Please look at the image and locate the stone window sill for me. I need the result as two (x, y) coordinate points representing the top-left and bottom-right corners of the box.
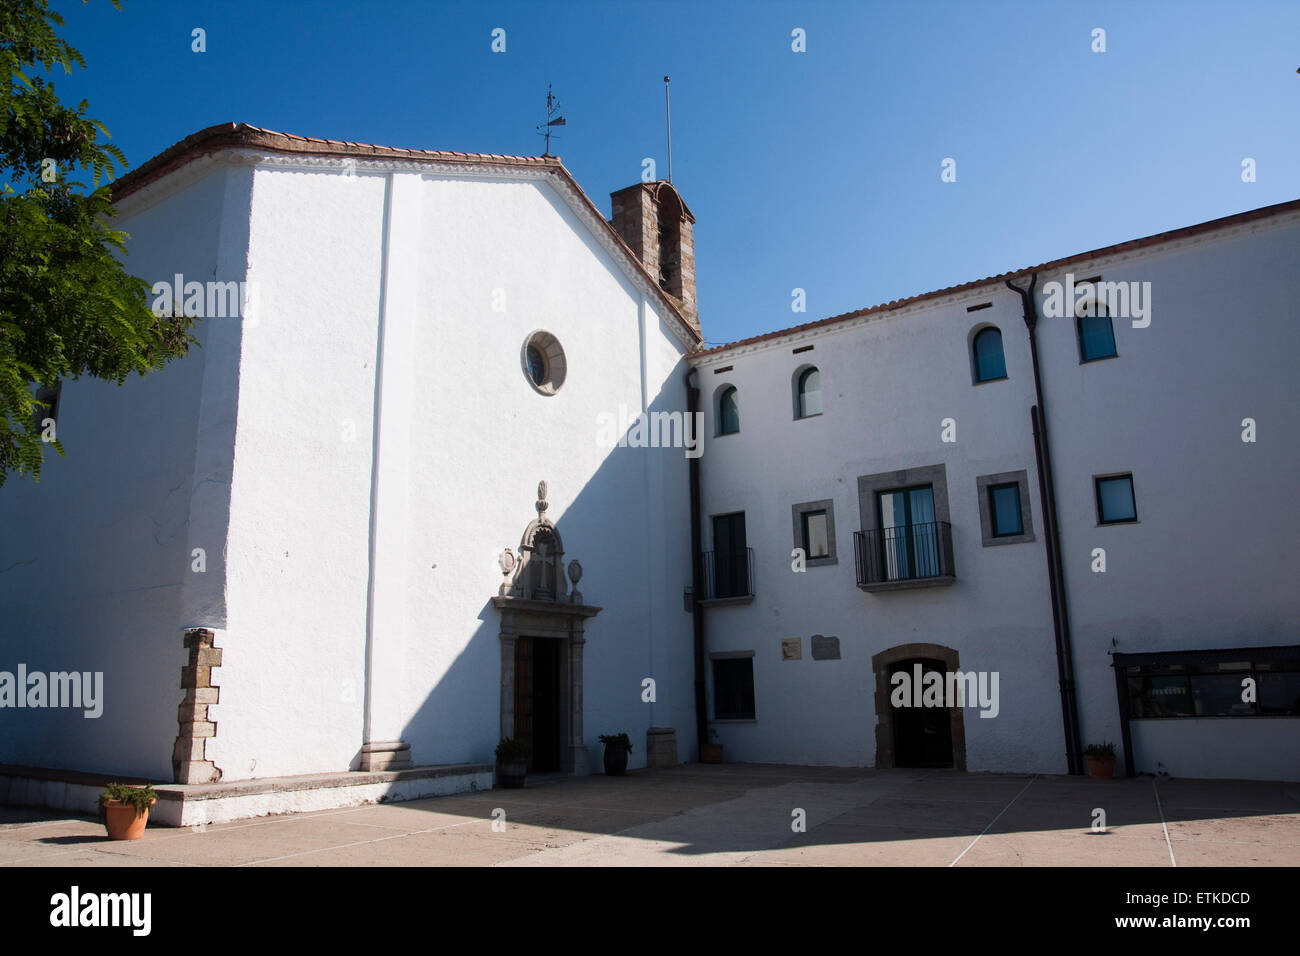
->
(858, 574), (956, 593)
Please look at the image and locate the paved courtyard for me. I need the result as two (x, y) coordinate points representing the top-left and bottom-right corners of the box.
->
(1, 764), (1297, 867)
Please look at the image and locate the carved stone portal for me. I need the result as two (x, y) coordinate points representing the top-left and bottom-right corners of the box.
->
(493, 481), (601, 775)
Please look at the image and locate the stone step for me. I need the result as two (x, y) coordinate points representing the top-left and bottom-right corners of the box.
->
(0, 762), (493, 827)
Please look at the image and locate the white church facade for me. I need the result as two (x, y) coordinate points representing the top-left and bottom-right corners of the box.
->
(1, 123), (1296, 822)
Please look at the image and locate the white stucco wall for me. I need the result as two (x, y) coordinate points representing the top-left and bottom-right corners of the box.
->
(1130, 719), (1300, 782)
(0, 164), (253, 779)
(207, 161), (697, 779)
(1033, 212), (1300, 782)
(690, 208), (1300, 780)
(693, 291), (1064, 773)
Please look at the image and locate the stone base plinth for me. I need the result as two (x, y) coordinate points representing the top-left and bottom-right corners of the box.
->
(359, 741), (412, 771)
(646, 727), (678, 768)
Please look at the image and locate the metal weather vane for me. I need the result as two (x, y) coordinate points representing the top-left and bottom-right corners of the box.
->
(536, 84), (566, 157)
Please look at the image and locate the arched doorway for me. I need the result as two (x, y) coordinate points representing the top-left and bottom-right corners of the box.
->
(493, 481), (602, 775)
(889, 658), (954, 768)
(871, 643), (967, 771)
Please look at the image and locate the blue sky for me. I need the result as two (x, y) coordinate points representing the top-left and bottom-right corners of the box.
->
(48, 0), (1300, 347)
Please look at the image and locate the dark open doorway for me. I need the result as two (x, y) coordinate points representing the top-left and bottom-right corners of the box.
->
(890, 658), (955, 768)
(514, 636), (563, 772)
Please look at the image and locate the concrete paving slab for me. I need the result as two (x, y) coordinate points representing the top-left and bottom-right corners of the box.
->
(1153, 779), (1300, 812)
(1165, 839), (1297, 867)
(953, 826), (1175, 866)
(0, 818), (105, 842)
(3, 765), (1295, 866)
(249, 826), (543, 867)
(991, 801), (1169, 836)
(829, 797), (1007, 832)
(1163, 810), (1300, 847)
(93, 818), (399, 866)
(757, 824), (975, 866)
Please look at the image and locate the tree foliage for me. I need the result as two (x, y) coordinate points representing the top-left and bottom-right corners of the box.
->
(0, 0), (195, 485)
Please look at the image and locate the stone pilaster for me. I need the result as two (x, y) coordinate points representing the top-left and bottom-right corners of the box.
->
(173, 628), (223, 784)
(569, 626), (587, 776)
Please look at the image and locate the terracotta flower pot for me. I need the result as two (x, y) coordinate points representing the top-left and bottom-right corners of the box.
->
(1087, 756), (1115, 780)
(102, 799), (155, 840)
(701, 743), (724, 764)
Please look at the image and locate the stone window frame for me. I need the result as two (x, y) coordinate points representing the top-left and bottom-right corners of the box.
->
(855, 463), (955, 591)
(709, 650), (756, 722)
(791, 498), (838, 567)
(975, 470), (1036, 547)
(857, 463), (952, 534)
(521, 330), (567, 395)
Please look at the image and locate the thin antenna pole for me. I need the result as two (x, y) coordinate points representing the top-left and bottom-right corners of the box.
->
(664, 75), (672, 183)
(545, 85), (553, 156)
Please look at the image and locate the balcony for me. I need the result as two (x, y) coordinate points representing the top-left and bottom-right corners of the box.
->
(700, 548), (754, 606)
(853, 522), (955, 592)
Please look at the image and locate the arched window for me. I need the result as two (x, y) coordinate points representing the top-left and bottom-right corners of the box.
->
(972, 327), (1007, 383)
(795, 367), (822, 419)
(1077, 301), (1117, 362)
(718, 385), (739, 435)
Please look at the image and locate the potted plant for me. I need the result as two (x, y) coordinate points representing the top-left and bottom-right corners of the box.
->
(1084, 741), (1117, 780)
(495, 738), (527, 789)
(98, 782), (157, 840)
(599, 733), (633, 776)
(701, 727), (724, 765)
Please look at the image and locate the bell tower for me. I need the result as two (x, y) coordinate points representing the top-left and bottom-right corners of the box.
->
(610, 181), (698, 334)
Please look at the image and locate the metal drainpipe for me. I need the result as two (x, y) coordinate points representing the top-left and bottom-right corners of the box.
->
(1006, 274), (1084, 775)
(685, 367), (708, 757)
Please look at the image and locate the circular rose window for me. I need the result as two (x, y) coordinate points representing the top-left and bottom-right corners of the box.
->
(522, 330), (566, 395)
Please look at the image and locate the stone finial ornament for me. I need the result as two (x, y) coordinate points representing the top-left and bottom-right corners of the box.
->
(536, 480), (548, 517)
(499, 548), (516, 596)
(568, 560), (583, 604)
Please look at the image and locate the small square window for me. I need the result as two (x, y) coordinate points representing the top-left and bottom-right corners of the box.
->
(791, 499), (837, 567)
(975, 470), (1034, 547)
(988, 483), (1023, 537)
(713, 658), (755, 720)
(1096, 474), (1137, 524)
(802, 510), (829, 558)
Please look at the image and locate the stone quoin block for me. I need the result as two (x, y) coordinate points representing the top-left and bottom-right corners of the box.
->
(173, 628), (224, 784)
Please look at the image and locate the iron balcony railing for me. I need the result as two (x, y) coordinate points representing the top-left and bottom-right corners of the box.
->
(700, 548), (754, 601)
(853, 522), (954, 587)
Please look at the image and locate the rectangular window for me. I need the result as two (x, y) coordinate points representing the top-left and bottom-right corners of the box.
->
(710, 512), (749, 599)
(1096, 474), (1137, 524)
(876, 484), (939, 581)
(802, 510), (828, 558)
(791, 499), (837, 568)
(1122, 655), (1300, 718)
(988, 483), (1023, 537)
(713, 657), (755, 720)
